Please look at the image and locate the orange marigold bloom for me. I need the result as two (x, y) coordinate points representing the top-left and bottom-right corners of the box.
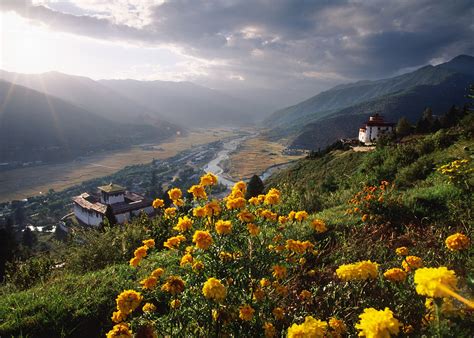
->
(174, 198), (184, 207)
(192, 261), (204, 271)
(402, 256), (423, 272)
(248, 196), (260, 205)
(151, 268), (164, 278)
(395, 246), (408, 256)
(164, 207), (177, 218)
(161, 276), (185, 295)
(263, 322), (276, 338)
(383, 268), (407, 282)
(294, 211), (308, 222)
(142, 239), (155, 248)
(260, 209), (278, 221)
(215, 219), (233, 235)
(152, 198), (164, 208)
(226, 197), (246, 210)
(260, 278), (271, 287)
(361, 214), (369, 222)
(170, 299), (181, 309)
(140, 276), (158, 289)
(286, 239), (314, 254)
(192, 230), (213, 250)
(329, 317), (346, 336)
(200, 173), (218, 186)
(288, 210), (296, 220)
(272, 265), (287, 279)
(134, 245), (148, 259)
(238, 210), (255, 223)
(299, 290), (312, 300)
(116, 290), (143, 315)
(445, 233), (470, 251)
(311, 219), (327, 233)
(264, 188), (281, 205)
(106, 323), (132, 338)
(239, 304), (255, 321)
(174, 216), (193, 232)
(180, 253), (193, 266)
(188, 184), (207, 200)
(129, 256), (141, 268)
(272, 307), (285, 320)
(142, 302), (156, 313)
(233, 181), (247, 192)
(168, 188), (182, 201)
(111, 310), (127, 323)
(193, 206), (207, 218)
(278, 216), (289, 224)
(163, 235), (186, 250)
(205, 200), (221, 216)
(246, 223), (260, 236)
(202, 277), (227, 303)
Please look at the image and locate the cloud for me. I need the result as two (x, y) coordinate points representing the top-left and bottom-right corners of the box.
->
(2, 0), (473, 105)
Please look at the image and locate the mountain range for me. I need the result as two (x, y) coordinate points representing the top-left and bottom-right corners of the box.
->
(264, 55), (474, 149)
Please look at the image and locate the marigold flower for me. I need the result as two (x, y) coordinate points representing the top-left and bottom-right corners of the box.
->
(106, 323), (132, 338)
(161, 276), (185, 295)
(140, 276), (158, 289)
(129, 256), (141, 267)
(164, 207), (177, 218)
(264, 188), (281, 205)
(205, 200), (221, 216)
(299, 290), (312, 300)
(215, 219), (233, 235)
(116, 290), (143, 315)
(260, 278), (270, 287)
(111, 310), (126, 323)
(445, 233), (470, 251)
(180, 253), (193, 266)
(238, 210), (255, 223)
(248, 196), (260, 205)
(395, 246), (408, 256)
(336, 260), (379, 281)
(253, 287), (265, 301)
(294, 211), (309, 222)
(202, 277), (227, 303)
(328, 317), (346, 336)
(142, 239), (155, 248)
(174, 216), (193, 232)
(152, 198), (164, 208)
(192, 261), (204, 271)
(168, 188), (182, 201)
(361, 214), (369, 222)
(193, 206), (207, 218)
(174, 198), (184, 207)
(272, 265), (287, 279)
(288, 210), (296, 220)
(383, 268), (407, 282)
(414, 267), (458, 298)
(192, 230), (213, 250)
(260, 209), (278, 221)
(275, 284), (288, 296)
(311, 219), (327, 233)
(263, 322), (276, 338)
(142, 302), (156, 313)
(226, 197), (246, 210)
(402, 256), (423, 272)
(188, 184), (207, 200)
(170, 299), (181, 309)
(151, 268), (164, 278)
(239, 304), (255, 321)
(355, 307), (400, 338)
(233, 181), (247, 192)
(200, 173), (218, 186)
(272, 307), (284, 320)
(134, 245), (148, 259)
(278, 216), (289, 224)
(163, 235), (186, 250)
(287, 316), (328, 338)
(286, 239), (314, 254)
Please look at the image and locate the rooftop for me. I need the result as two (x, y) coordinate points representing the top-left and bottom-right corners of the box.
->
(98, 183), (125, 194)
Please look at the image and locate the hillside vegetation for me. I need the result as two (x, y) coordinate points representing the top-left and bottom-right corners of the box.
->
(0, 112), (473, 337)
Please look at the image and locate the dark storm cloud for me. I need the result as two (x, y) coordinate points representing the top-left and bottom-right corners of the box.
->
(2, 0), (473, 103)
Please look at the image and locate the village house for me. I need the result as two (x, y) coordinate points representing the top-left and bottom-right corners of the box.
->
(73, 183), (153, 227)
(358, 114), (395, 144)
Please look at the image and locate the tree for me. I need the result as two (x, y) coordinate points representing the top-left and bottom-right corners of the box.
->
(396, 117), (412, 137)
(22, 227), (37, 248)
(0, 223), (18, 280)
(416, 107), (434, 133)
(103, 205), (117, 227)
(246, 175), (265, 199)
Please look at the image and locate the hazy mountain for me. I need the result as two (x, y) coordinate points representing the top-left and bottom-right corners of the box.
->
(264, 55), (474, 149)
(0, 80), (178, 163)
(99, 79), (266, 126)
(0, 70), (164, 125)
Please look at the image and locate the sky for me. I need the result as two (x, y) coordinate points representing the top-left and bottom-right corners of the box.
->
(1, 0), (473, 107)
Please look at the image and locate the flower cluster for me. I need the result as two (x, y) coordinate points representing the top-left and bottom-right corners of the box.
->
(414, 267), (458, 298)
(336, 260), (379, 281)
(287, 316), (328, 338)
(445, 233), (470, 251)
(437, 159), (473, 185)
(355, 307), (400, 337)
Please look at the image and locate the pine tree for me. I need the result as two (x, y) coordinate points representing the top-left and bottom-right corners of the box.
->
(396, 117), (412, 137)
(246, 175), (264, 199)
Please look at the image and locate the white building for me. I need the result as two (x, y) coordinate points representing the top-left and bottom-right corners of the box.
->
(73, 183), (154, 227)
(358, 114), (395, 144)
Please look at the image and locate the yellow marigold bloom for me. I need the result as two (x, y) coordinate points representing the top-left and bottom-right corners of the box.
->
(239, 304), (255, 321)
(152, 198), (164, 208)
(238, 210), (255, 223)
(219, 251), (233, 262)
(395, 246), (408, 256)
(168, 188), (182, 201)
(205, 200), (221, 216)
(264, 188), (281, 205)
(170, 299), (181, 309)
(311, 219), (327, 233)
(151, 268), (164, 278)
(192, 261), (204, 271)
(200, 172), (218, 186)
(361, 214), (369, 222)
(272, 265), (287, 279)
(263, 322), (276, 338)
(140, 276), (158, 289)
(286, 239), (314, 254)
(383, 268), (407, 282)
(403, 324), (414, 334)
(188, 184), (207, 200)
(174, 216), (194, 232)
(328, 317), (346, 336)
(402, 256), (423, 272)
(288, 210), (296, 220)
(414, 267), (458, 298)
(299, 290), (312, 300)
(294, 211), (309, 222)
(111, 310), (126, 323)
(234, 181), (247, 192)
(336, 260), (379, 281)
(164, 207), (177, 218)
(106, 323), (132, 338)
(192, 230), (213, 250)
(142, 302), (156, 313)
(248, 196), (260, 205)
(161, 276), (185, 295)
(129, 256), (141, 268)
(215, 219), (233, 235)
(193, 206), (207, 218)
(260, 278), (271, 287)
(272, 307), (284, 320)
(202, 277), (227, 303)
(180, 253), (193, 266)
(142, 239), (155, 248)
(134, 245), (148, 259)
(445, 233), (470, 251)
(253, 287), (265, 301)
(116, 290), (143, 315)
(226, 197), (246, 209)
(174, 198), (184, 207)
(163, 235), (186, 250)
(278, 216), (288, 224)
(287, 316), (328, 338)
(355, 307), (400, 338)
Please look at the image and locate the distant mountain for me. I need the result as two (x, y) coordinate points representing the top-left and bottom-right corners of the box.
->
(0, 70), (165, 125)
(264, 55), (474, 149)
(0, 80), (178, 163)
(99, 79), (265, 127)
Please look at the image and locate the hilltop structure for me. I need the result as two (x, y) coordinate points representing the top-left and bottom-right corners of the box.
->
(73, 183), (153, 226)
(358, 114), (395, 144)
